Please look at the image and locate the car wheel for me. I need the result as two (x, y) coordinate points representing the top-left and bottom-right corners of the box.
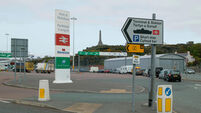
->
(178, 79), (181, 82)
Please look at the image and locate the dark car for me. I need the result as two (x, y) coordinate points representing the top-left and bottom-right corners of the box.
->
(164, 69), (181, 82)
(156, 67), (163, 78)
(98, 69), (104, 73)
(145, 67), (163, 77)
(136, 69), (144, 75)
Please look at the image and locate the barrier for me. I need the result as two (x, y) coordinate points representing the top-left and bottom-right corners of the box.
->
(157, 85), (173, 113)
(38, 80), (50, 101)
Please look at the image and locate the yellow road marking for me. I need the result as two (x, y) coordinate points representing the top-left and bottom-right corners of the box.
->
(100, 89), (131, 93)
(63, 103), (102, 113)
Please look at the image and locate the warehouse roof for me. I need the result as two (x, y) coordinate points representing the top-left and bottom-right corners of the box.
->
(104, 54), (185, 61)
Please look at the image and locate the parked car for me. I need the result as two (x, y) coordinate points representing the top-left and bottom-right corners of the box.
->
(158, 69), (169, 79)
(144, 67), (163, 77)
(185, 69), (195, 74)
(79, 68), (89, 72)
(164, 69), (181, 82)
(104, 70), (110, 73)
(97, 69), (104, 73)
(143, 69), (150, 77)
(136, 69), (144, 75)
(156, 67), (163, 78)
(113, 68), (120, 74)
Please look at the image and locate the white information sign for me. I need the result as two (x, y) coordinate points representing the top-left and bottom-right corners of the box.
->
(122, 17), (163, 44)
(99, 52), (127, 56)
(54, 9), (72, 84)
(55, 46), (70, 57)
(55, 9), (70, 34)
(132, 55), (140, 64)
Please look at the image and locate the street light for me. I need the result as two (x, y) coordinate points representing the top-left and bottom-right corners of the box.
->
(5, 33), (9, 52)
(70, 17), (77, 72)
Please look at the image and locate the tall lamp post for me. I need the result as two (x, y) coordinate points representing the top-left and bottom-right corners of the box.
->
(70, 17), (77, 72)
(5, 33), (9, 52)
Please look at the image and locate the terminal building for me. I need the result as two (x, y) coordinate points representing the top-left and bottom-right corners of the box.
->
(104, 54), (186, 73)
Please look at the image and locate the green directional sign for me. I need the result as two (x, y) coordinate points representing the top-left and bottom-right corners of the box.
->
(0, 53), (12, 58)
(78, 51), (100, 56)
(55, 57), (70, 69)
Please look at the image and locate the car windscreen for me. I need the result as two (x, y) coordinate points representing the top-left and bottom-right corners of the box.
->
(171, 70), (180, 74)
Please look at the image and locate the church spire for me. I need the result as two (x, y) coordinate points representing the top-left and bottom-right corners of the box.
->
(97, 30), (103, 46)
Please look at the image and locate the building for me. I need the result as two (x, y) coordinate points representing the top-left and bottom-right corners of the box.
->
(104, 54), (186, 73)
(175, 51), (195, 63)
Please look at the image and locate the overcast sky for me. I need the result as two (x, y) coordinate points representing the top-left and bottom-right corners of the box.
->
(0, 0), (200, 57)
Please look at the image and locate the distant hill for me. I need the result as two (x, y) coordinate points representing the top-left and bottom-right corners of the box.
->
(75, 42), (201, 66)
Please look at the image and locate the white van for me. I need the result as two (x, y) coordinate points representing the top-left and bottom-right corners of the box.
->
(89, 66), (99, 72)
(119, 65), (133, 74)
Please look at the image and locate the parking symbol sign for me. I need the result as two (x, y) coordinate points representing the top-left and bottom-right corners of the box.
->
(133, 35), (140, 42)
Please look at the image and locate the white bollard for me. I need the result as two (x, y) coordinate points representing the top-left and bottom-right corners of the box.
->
(157, 85), (173, 113)
(38, 80), (50, 101)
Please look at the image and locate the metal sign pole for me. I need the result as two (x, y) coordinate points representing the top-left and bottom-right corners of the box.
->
(14, 40), (16, 83)
(148, 13), (157, 107)
(132, 62), (136, 112)
(78, 55), (80, 72)
(23, 55), (26, 81)
(19, 54), (21, 83)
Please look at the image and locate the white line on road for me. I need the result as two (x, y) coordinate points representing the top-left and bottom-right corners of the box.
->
(0, 100), (10, 103)
(195, 84), (201, 87)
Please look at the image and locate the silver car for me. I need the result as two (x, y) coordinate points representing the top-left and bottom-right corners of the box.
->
(159, 69), (168, 79)
(185, 69), (195, 74)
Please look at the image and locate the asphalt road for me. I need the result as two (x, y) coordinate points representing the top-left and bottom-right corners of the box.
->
(1, 72), (201, 113)
(0, 100), (72, 113)
(136, 77), (201, 113)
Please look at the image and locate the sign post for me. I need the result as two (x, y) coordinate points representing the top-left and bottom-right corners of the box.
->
(149, 13), (157, 107)
(54, 9), (72, 83)
(122, 14), (163, 110)
(11, 38), (28, 83)
(132, 55), (140, 112)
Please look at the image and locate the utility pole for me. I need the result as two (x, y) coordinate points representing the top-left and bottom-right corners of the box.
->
(5, 33), (9, 52)
(70, 17), (77, 72)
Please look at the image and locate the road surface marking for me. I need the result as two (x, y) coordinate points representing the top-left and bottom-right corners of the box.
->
(194, 87), (198, 90)
(63, 103), (102, 113)
(0, 100), (10, 103)
(100, 89), (131, 93)
(195, 84), (201, 87)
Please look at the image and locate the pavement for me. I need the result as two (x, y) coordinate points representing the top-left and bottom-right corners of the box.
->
(1, 72), (156, 113)
(182, 73), (201, 81)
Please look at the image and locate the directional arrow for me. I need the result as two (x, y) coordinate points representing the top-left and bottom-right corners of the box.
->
(121, 17), (163, 44)
(126, 44), (144, 53)
(121, 18), (132, 43)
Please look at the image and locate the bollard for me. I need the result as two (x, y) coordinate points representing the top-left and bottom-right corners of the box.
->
(157, 85), (173, 113)
(38, 80), (50, 101)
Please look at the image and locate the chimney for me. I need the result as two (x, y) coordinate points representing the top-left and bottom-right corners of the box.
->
(187, 51), (190, 55)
